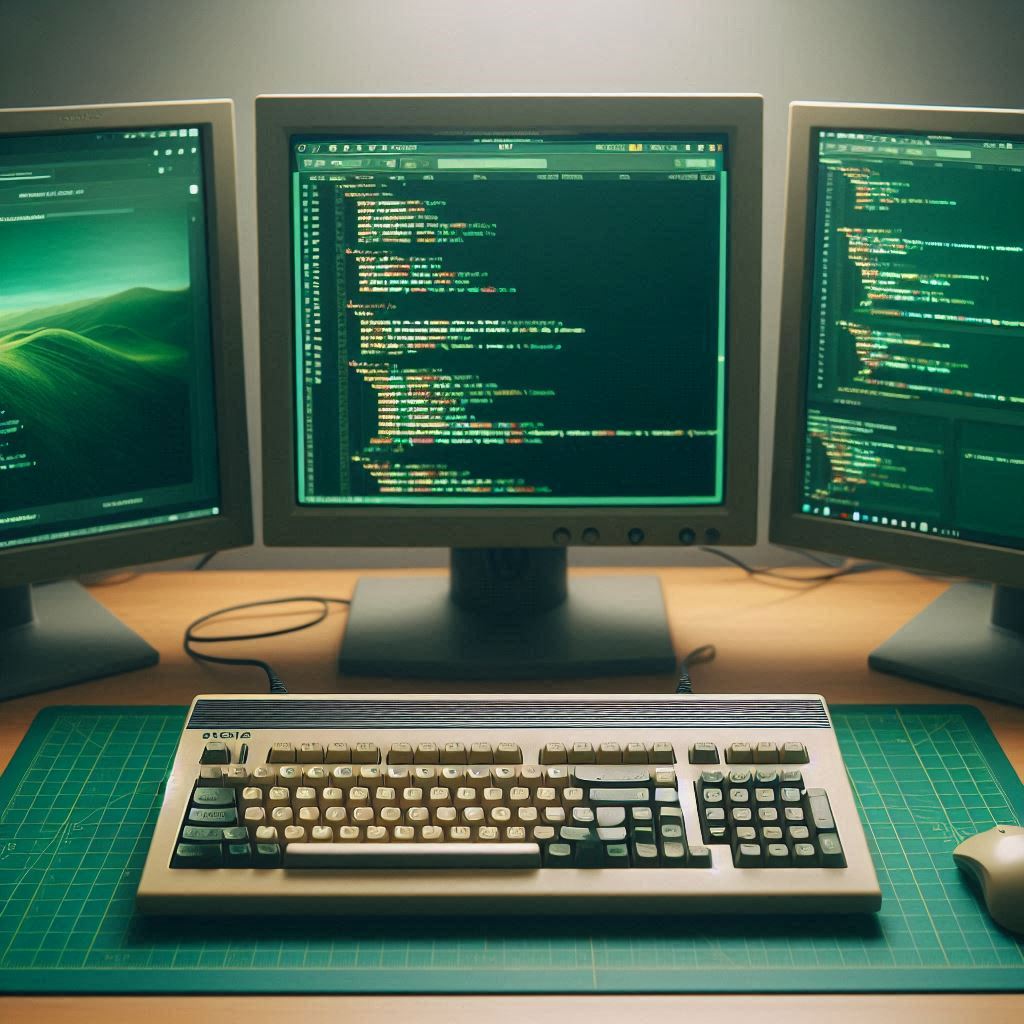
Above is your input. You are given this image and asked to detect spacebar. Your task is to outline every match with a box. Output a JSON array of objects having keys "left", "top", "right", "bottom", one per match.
[{"left": 284, "top": 842, "right": 542, "bottom": 868}]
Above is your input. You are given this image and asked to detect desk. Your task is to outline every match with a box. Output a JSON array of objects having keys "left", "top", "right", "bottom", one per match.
[{"left": 2, "top": 567, "right": 1023, "bottom": 1023}]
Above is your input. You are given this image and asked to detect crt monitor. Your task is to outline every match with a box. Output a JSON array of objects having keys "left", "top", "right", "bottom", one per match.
[
  {"left": 0, "top": 100, "right": 251, "bottom": 699},
  {"left": 771, "top": 101, "right": 1024, "bottom": 704},
  {"left": 257, "top": 94, "right": 761, "bottom": 681}
]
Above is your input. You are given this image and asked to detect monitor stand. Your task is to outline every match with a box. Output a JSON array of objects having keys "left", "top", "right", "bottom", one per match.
[
  {"left": 338, "top": 548, "right": 676, "bottom": 681},
  {"left": 0, "top": 581, "right": 159, "bottom": 700},
  {"left": 868, "top": 581, "right": 1024, "bottom": 705}
]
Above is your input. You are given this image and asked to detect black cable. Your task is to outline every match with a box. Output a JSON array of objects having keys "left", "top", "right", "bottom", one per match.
[
  {"left": 701, "top": 546, "right": 883, "bottom": 582},
  {"left": 194, "top": 551, "right": 217, "bottom": 571},
  {"left": 183, "top": 596, "right": 350, "bottom": 694},
  {"left": 676, "top": 643, "right": 717, "bottom": 693}
]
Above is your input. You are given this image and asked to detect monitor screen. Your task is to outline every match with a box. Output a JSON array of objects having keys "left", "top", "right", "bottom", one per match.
[
  {"left": 0, "top": 124, "right": 221, "bottom": 551},
  {"left": 796, "top": 125, "right": 1024, "bottom": 553},
  {"left": 290, "top": 134, "right": 729, "bottom": 509}
]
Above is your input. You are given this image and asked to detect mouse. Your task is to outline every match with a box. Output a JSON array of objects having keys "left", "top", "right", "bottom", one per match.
[{"left": 952, "top": 825, "right": 1024, "bottom": 935}]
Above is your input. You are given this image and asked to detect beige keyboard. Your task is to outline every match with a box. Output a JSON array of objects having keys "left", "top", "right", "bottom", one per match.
[{"left": 136, "top": 693, "right": 881, "bottom": 916}]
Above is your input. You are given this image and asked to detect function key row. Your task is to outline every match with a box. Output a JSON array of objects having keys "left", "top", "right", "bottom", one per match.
[{"left": 201, "top": 739, "right": 809, "bottom": 768}]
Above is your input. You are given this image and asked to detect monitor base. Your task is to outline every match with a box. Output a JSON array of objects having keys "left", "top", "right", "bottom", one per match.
[
  {"left": 0, "top": 581, "right": 159, "bottom": 701},
  {"left": 868, "top": 582, "right": 1024, "bottom": 705},
  {"left": 338, "top": 574, "right": 676, "bottom": 681}
]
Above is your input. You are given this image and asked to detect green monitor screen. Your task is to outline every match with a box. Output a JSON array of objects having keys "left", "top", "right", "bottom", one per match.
[
  {"left": 798, "top": 126, "right": 1024, "bottom": 550},
  {"left": 772, "top": 102, "right": 1024, "bottom": 705},
  {"left": 290, "top": 134, "right": 729, "bottom": 509},
  {"left": 0, "top": 124, "right": 221, "bottom": 551}
]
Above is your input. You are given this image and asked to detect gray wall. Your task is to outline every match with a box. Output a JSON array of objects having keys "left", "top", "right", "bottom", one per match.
[{"left": 3, "top": 0, "right": 1023, "bottom": 570}]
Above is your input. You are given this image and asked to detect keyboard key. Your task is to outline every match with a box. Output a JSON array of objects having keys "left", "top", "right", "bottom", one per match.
[
  {"left": 569, "top": 742, "right": 595, "bottom": 764},
  {"left": 590, "top": 787, "right": 649, "bottom": 805},
  {"left": 572, "top": 765, "right": 650, "bottom": 786},
  {"left": 494, "top": 742, "right": 522, "bottom": 764},
  {"left": 544, "top": 842, "right": 573, "bottom": 866},
  {"left": 415, "top": 742, "right": 439, "bottom": 764},
  {"left": 597, "top": 742, "right": 622, "bottom": 763},
  {"left": 688, "top": 844, "right": 712, "bottom": 867},
  {"left": 781, "top": 742, "right": 808, "bottom": 764},
  {"left": 268, "top": 742, "right": 294, "bottom": 764},
  {"left": 540, "top": 742, "right": 567, "bottom": 765},
  {"left": 632, "top": 828, "right": 659, "bottom": 867},
  {"left": 469, "top": 742, "right": 493, "bottom": 764},
  {"left": 173, "top": 842, "right": 222, "bottom": 867},
  {"left": 388, "top": 742, "right": 413, "bottom": 764},
  {"left": 806, "top": 789, "right": 836, "bottom": 831},
  {"left": 199, "top": 765, "right": 225, "bottom": 783},
  {"left": 326, "top": 742, "right": 350, "bottom": 763},
  {"left": 700, "top": 769, "right": 725, "bottom": 786},
  {"left": 442, "top": 742, "right": 467, "bottom": 764},
  {"left": 598, "top": 826, "right": 628, "bottom": 842},
  {"left": 649, "top": 742, "right": 675, "bottom": 764},
  {"left": 754, "top": 769, "right": 779, "bottom": 787},
  {"left": 661, "top": 841, "right": 687, "bottom": 867},
  {"left": 605, "top": 843, "right": 630, "bottom": 867},
  {"left": 200, "top": 741, "right": 230, "bottom": 765},
  {"left": 353, "top": 742, "right": 379, "bottom": 764},
  {"left": 734, "top": 842, "right": 761, "bottom": 867},
  {"left": 253, "top": 843, "right": 281, "bottom": 867},
  {"left": 754, "top": 741, "right": 778, "bottom": 764},
  {"left": 225, "top": 842, "right": 252, "bottom": 866},
  {"left": 192, "top": 787, "right": 235, "bottom": 808},
  {"left": 792, "top": 842, "right": 817, "bottom": 867},
  {"left": 689, "top": 742, "right": 719, "bottom": 764},
  {"left": 818, "top": 833, "right": 846, "bottom": 867},
  {"left": 726, "top": 742, "right": 753, "bottom": 764},
  {"left": 298, "top": 742, "right": 323, "bottom": 763},
  {"left": 596, "top": 806, "right": 626, "bottom": 828},
  {"left": 188, "top": 807, "right": 237, "bottom": 826},
  {"left": 285, "top": 843, "right": 543, "bottom": 868},
  {"left": 623, "top": 742, "right": 648, "bottom": 764},
  {"left": 765, "top": 843, "right": 790, "bottom": 867}
]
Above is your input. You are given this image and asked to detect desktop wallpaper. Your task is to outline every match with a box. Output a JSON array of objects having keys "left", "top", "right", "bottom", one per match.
[{"left": 0, "top": 208, "right": 196, "bottom": 514}]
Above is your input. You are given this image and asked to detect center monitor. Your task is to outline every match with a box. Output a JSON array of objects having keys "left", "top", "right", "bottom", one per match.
[{"left": 257, "top": 95, "right": 762, "bottom": 681}]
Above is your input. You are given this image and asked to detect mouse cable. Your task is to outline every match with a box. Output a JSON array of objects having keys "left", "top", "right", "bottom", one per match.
[
  {"left": 676, "top": 643, "right": 717, "bottom": 693},
  {"left": 701, "top": 546, "right": 884, "bottom": 582},
  {"left": 183, "top": 596, "right": 351, "bottom": 694}
]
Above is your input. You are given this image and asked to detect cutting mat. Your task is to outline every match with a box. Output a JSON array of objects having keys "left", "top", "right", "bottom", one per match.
[{"left": 0, "top": 704, "right": 1021, "bottom": 993}]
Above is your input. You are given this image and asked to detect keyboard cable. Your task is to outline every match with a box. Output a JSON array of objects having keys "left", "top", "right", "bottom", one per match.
[{"left": 183, "top": 596, "right": 350, "bottom": 694}]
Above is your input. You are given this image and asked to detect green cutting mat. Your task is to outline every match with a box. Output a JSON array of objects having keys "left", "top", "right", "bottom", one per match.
[{"left": 0, "top": 704, "right": 1022, "bottom": 993}]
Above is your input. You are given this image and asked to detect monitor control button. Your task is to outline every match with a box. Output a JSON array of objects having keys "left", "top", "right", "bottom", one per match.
[
  {"left": 678, "top": 528, "right": 696, "bottom": 545},
  {"left": 704, "top": 527, "right": 721, "bottom": 544},
  {"left": 627, "top": 528, "right": 645, "bottom": 545},
  {"left": 553, "top": 528, "right": 571, "bottom": 545},
  {"left": 582, "top": 528, "right": 599, "bottom": 544}
]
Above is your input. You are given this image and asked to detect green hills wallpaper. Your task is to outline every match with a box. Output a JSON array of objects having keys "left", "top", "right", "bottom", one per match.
[{"left": 0, "top": 287, "right": 195, "bottom": 514}]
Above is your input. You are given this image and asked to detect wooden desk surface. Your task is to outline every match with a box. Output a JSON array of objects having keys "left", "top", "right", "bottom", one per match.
[{"left": 2, "top": 567, "right": 1023, "bottom": 1022}]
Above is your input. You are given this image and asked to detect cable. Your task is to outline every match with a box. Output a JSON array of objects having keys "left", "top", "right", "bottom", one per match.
[
  {"left": 701, "top": 546, "right": 883, "bottom": 582},
  {"left": 194, "top": 551, "right": 217, "bottom": 571},
  {"left": 676, "top": 643, "right": 717, "bottom": 693},
  {"left": 183, "top": 596, "right": 350, "bottom": 694}
]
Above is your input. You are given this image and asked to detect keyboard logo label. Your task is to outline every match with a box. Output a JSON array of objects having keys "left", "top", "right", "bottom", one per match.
[{"left": 202, "top": 731, "right": 252, "bottom": 739}]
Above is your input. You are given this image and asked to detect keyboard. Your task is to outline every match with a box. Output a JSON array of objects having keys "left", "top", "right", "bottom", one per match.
[{"left": 137, "top": 694, "right": 881, "bottom": 915}]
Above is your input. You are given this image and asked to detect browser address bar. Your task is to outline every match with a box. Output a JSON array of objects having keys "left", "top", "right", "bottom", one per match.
[{"left": 436, "top": 158, "right": 548, "bottom": 169}]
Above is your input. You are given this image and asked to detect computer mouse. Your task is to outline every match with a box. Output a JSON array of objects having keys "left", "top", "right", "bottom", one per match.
[{"left": 952, "top": 825, "right": 1024, "bottom": 935}]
